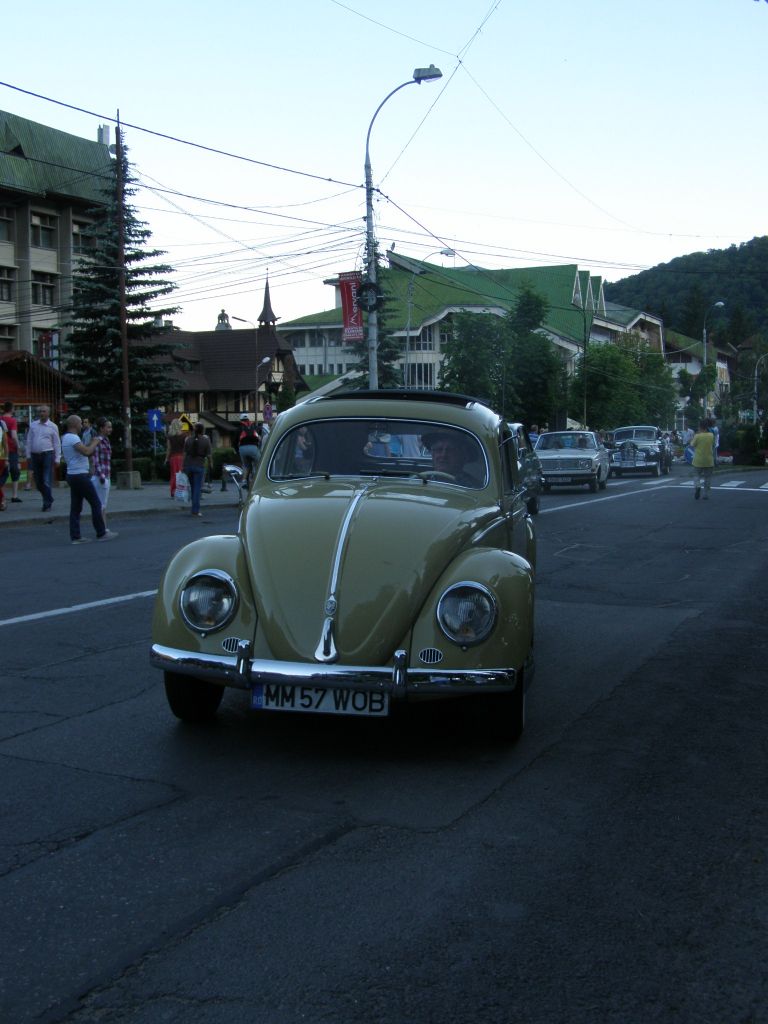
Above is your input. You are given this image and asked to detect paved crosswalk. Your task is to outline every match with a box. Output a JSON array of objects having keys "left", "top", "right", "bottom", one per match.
[{"left": 674, "top": 479, "right": 768, "bottom": 490}]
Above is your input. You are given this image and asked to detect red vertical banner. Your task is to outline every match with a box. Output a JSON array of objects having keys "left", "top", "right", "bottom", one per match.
[{"left": 339, "top": 271, "right": 364, "bottom": 341}]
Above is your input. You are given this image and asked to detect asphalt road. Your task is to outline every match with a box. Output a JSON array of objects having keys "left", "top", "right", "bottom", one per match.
[{"left": 1, "top": 466, "right": 767, "bottom": 1024}]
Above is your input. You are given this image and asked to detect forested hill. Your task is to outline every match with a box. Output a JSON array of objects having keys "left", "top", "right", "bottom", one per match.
[{"left": 604, "top": 236, "right": 768, "bottom": 344}]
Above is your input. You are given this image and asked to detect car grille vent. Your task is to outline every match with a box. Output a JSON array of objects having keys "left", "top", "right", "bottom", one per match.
[
  {"left": 418, "top": 647, "right": 444, "bottom": 665},
  {"left": 221, "top": 637, "right": 246, "bottom": 654}
]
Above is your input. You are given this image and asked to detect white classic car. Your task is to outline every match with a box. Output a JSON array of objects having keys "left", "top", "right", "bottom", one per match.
[{"left": 533, "top": 431, "right": 610, "bottom": 492}]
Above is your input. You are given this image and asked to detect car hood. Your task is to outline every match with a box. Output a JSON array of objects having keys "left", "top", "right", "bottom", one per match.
[
  {"left": 536, "top": 449, "right": 599, "bottom": 461},
  {"left": 242, "top": 478, "right": 494, "bottom": 664}
]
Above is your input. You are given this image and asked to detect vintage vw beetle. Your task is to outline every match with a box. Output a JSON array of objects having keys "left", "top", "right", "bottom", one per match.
[
  {"left": 609, "top": 425, "right": 672, "bottom": 477},
  {"left": 150, "top": 391, "right": 536, "bottom": 741}
]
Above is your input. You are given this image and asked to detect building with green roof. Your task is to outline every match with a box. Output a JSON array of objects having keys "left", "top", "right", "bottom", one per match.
[
  {"left": 278, "top": 252, "right": 666, "bottom": 390},
  {"left": 0, "top": 110, "right": 113, "bottom": 364}
]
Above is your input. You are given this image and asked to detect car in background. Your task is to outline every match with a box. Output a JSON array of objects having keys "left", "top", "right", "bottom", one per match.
[
  {"left": 533, "top": 430, "right": 610, "bottom": 492},
  {"left": 151, "top": 391, "right": 537, "bottom": 742},
  {"left": 609, "top": 425, "right": 673, "bottom": 477}
]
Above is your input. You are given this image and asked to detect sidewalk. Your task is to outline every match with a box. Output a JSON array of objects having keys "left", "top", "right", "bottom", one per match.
[{"left": 0, "top": 478, "right": 241, "bottom": 527}]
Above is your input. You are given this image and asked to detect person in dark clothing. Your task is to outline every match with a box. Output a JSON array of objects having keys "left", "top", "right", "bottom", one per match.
[{"left": 183, "top": 423, "right": 212, "bottom": 517}]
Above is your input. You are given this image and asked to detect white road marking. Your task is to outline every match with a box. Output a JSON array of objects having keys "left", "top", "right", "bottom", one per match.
[
  {"left": 0, "top": 590, "right": 157, "bottom": 628},
  {"left": 720, "top": 480, "right": 746, "bottom": 488},
  {"left": 542, "top": 480, "right": 768, "bottom": 512}
]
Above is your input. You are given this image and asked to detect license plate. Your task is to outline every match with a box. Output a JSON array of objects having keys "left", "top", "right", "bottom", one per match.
[{"left": 252, "top": 683, "right": 389, "bottom": 717}]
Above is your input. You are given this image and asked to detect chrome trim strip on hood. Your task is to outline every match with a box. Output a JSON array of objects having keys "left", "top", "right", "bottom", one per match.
[
  {"left": 314, "top": 484, "right": 371, "bottom": 664},
  {"left": 151, "top": 643, "right": 517, "bottom": 697}
]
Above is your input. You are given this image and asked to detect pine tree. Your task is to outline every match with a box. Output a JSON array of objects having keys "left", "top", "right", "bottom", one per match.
[{"left": 64, "top": 132, "right": 179, "bottom": 453}]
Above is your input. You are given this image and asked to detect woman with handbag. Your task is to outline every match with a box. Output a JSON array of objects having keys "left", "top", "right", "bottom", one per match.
[{"left": 165, "top": 419, "right": 187, "bottom": 498}]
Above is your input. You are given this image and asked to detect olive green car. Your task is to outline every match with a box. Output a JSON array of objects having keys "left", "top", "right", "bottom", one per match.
[{"left": 150, "top": 391, "right": 536, "bottom": 741}]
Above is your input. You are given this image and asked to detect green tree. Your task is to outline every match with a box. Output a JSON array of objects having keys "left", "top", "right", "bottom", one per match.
[
  {"left": 501, "top": 288, "right": 565, "bottom": 426},
  {"left": 64, "top": 135, "right": 179, "bottom": 451},
  {"left": 438, "top": 311, "right": 499, "bottom": 401},
  {"left": 570, "top": 343, "right": 643, "bottom": 427}
]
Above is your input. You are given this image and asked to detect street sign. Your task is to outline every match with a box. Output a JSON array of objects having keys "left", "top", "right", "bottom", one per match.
[{"left": 147, "top": 409, "right": 164, "bottom": 432}]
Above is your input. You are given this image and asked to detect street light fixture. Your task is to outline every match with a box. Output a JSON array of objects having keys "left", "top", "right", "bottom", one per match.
[{"left": 365, "top": 64, "right": 442, "bottom": 390}]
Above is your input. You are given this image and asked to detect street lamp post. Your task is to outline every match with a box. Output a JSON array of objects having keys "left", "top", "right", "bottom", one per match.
[
  {"left": 754, "top": 353, "right": 768, "bottom": 426},
  {"left": 364, "top": 65, "right": 442, "bottom": 390},
  {"left": 701, "top": 300, "right": 725, "bottom": 404}
]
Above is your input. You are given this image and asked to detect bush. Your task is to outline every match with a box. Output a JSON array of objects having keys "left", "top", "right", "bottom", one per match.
[{"left": 211, "top": 447, "right": 238, "bottom": 480}]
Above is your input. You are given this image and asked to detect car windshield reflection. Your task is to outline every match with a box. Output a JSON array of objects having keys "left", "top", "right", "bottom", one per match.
[
  {"left": 268, "top": 418, "right": 488, "bottom": 488},
  {"left": 535, "top": 432, "right": 597, "bottom": 451}
]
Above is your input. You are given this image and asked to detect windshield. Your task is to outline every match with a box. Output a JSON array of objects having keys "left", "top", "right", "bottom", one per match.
[
  {"left": 268, "top": 418, "right": 488, "bottom": 489},
  {"left": 535, "top": 432, "right": 596, "bottom": 451},
  {"left": 614, "top": 428, "right": 656, "bottom": 442}
]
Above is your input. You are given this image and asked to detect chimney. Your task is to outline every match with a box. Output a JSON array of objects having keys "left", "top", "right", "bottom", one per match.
[{"left": 97, "top": 124, "right": 111, "bottom": 147}]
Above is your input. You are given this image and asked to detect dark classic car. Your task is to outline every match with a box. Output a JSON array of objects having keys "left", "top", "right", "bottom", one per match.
[
  {"left": 151, "top": 391, "right": 537, "bottom": 741},
  {"left": 533, "top": 430, "right": 610, "bottom": 492},
  {"left": 608, "top": 425, "right": 673, "bottom": 477}
]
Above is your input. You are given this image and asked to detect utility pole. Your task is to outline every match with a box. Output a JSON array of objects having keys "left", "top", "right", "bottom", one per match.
[{"left": 115, "top": 116, "right": 133, "bottom": 472}]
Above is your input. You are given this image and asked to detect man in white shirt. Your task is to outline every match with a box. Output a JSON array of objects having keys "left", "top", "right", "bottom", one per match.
[{"left": 27, "top": 405, "right": 62, "bottom": 511}]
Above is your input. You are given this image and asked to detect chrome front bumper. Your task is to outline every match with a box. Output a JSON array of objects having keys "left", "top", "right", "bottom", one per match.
[{"left": 150, "top": 642, "right": 518, "bottom": 698}]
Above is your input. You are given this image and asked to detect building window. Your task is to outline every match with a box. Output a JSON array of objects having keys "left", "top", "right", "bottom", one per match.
[
  {"left": 405, "top": 363, "right": 435, "bottom": 388},
  {"left": 31, "top": 212, "right": 56, "bottom": 248},
  {"left": 0, "top": 267, "right": 14, "bottom": 301},
  {"left": 0, "top": 324, "right": 16, "bottom": 351},
  {"left": 33, "top": 329, "right": 58, "bottom": 363},
  {"left": 0, "top": 206, "right": 13, "bottom": 242},
  {"left": 413, "top": 327, "right": 434, "bottom": 351},
  {"left": 72, "top": 221, "right": 97, "bottom": 254},
  {"left": 32, "top": 272, "right": 56, "bottom": 306},
  {"left": 439, "top": 323, "right": 452, "bottom": 350}
]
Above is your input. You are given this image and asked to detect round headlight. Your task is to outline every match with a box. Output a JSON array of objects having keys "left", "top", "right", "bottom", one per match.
[
  {"left": 180, "top": 571, "right": 238, "bottom": 634},
  {"left": 437, "top": 583, "right": 497, "bottom": 646}
]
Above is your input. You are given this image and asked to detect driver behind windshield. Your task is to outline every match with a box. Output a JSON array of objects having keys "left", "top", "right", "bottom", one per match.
[{"left": 423, "top": 432, "right": 480, "bottom": 487}]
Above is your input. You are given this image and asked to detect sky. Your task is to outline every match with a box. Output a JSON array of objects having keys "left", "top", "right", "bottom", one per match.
[{"left": 4, "top": 0, "right": 767, "bottom": 332}]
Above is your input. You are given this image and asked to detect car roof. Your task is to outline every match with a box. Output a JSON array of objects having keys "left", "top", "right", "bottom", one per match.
[{"left": 273, "top": 389, "right": 502, "bottom": 441}]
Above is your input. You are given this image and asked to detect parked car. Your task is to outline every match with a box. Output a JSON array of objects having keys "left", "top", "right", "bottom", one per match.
[
  {"left": 509, "top": 422, "right": 544, "bottom": 514},
  {"left": 533, "top": 430, "right": 610, "bottom": 492},
  {"left": 151, "top": 391, "right": 537, "bottom": 741},
  {"left": 609, "top": 425, "right": 673, "bottom": 477}
]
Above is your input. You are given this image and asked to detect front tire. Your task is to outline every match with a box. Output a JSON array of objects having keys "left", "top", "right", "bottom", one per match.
[
  {"left": 652, "top": 461, "right": 662, "bottom": 477},
  {"left": 474, "top": 659, "right": 529, "bottom": 743},
  {"left": 526, "top": 494, "right": 540, "bottom": 515},
  {"left": 164, "top": 671, "right": 224, "bottom": 723},
  {"left": 588, "top": 477, "right": 598, "bottom": 493}
]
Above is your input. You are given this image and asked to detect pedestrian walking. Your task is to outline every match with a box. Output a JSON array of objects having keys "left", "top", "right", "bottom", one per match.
[
  {"left": 27, "top": 405, "right": 62, "bottom": 511},
  {"left": 61, "top": 414, "right": 117, "bottom": 543},
  {"left": 183, "top": 422, "right": 212, "bottom": 518},
  {"left": 691, "top": 419, "right": 716, "bottom": 501},
  {"left": 81, "top": 416, "right": 96, "bottom": 445},
  {"left": 237, "top": 414, "right": 261, "bottom": 487},
  {"left": 165, "top": 418, "right": 186, "bottom": 498},
  {"left": 90, "top": 417, "right": 113, "bottom": 527},
  {"left": 0, "top": 401, "right": 22, "bottom": 504}
]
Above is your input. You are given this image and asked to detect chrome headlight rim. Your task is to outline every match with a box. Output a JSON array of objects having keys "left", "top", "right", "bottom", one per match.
[
  {"left": 436, "top": 581, "right": 498, "bottom": 648},
  {"left": 179, "top": 569, "right": 239, "bottom": 636}
]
